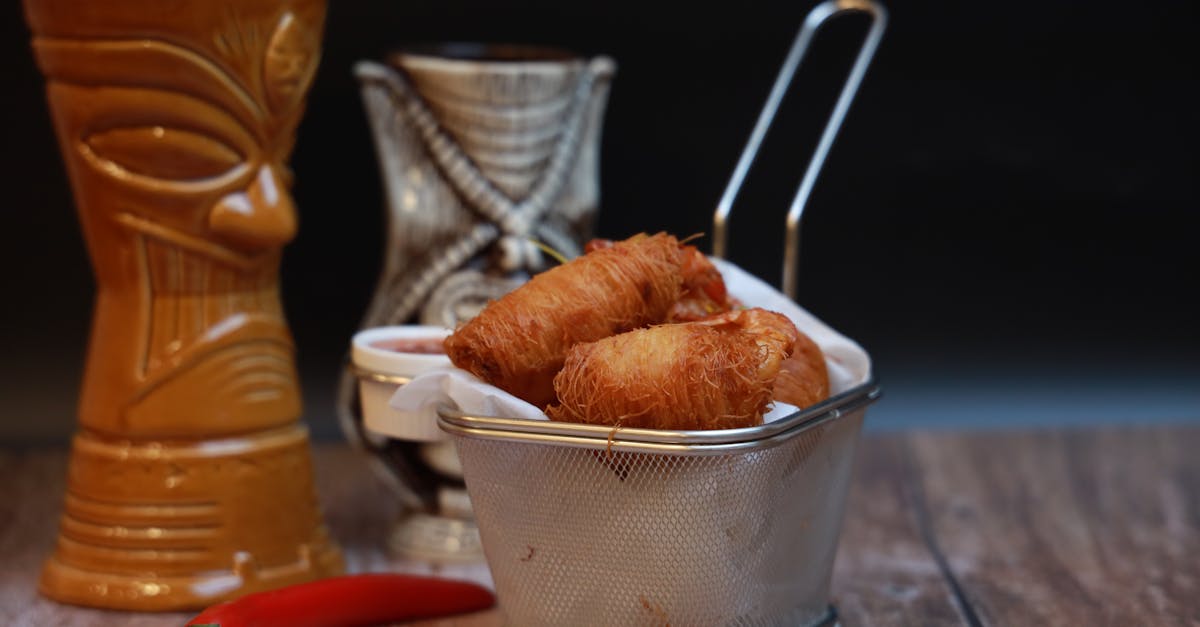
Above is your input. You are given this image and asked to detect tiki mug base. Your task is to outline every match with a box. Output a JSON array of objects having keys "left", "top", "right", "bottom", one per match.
[
  {"left": 23, "top": 0, "right": 340, "bottom": 610},
  {"left": 39, "top": 425, "right": 343, "bottom": 611}
]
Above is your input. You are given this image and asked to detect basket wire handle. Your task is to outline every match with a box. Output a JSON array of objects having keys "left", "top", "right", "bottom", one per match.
[{"left": 712, "top": 0, "right": 887, "bottom": 299}]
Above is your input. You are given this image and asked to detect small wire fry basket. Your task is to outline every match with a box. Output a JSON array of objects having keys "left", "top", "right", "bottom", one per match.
[
  {"left": 440, "top": 383, "right": 878, "bottom": 626},
  {"left": 438, "top": 2, "right": 886, "bottom": 624}
]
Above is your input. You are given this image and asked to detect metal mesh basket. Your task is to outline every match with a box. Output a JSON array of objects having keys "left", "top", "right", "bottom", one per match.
[
  {"left": 435, "top": 1, "right": 887, "bottom": 622},
  {"left": 439, "top": 383, "right": 879, "bottom": 626}
]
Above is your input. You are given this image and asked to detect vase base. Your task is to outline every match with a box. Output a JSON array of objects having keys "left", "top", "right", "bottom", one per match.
[
  {"left": 39, "top": 542, "right": 343, "bottom": 611},
  {"left": 39, "top": 424, "right": 344, "bottom": 611}
]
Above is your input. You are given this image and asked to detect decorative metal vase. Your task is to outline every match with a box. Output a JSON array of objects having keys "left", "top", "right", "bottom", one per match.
[
  {"left": 342, "top": 44, "right": 615, "bottom": 561},
  {"left": 23, "top": 0, "right": 342, "bottom": 610}
]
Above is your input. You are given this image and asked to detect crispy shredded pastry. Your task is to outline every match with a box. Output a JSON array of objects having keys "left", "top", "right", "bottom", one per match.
[
  {"left": 445, "top": 232, "right": 684, "bottom": 408},
  {"left": 547, "top": 309, "right": 801, "bottom": 430},
  {"left": 445, "top": 231, "right": 831, "bottom": 427}
]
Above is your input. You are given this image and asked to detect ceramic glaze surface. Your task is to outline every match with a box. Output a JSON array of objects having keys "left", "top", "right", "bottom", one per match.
[
  {"left": 338, "top": 46, "right": 614, "bottom": 562},
  {"left": 354, "top": 47, "right": 615, "bottom": 328},
  {"left": 23, "top": 0, "right": 342, "bottom": 610}
]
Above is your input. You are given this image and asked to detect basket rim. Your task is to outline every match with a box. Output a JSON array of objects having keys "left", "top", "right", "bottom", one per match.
[{"left": 436, "top": 379, "right": 880, "bottom": 454}]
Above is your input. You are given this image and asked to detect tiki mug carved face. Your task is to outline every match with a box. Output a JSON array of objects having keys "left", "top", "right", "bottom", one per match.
[
  {"left": 340, "top": 45, "right": 614, "bottom": 562},
  {"left": 354, "top": 45, "right": 616, "bottom": 328},
  {"left": 24, "top": 0, "right": 341, "bottom": 610},
  {"left": 26, "top": 0, "right": 323, "bottom": 437}
]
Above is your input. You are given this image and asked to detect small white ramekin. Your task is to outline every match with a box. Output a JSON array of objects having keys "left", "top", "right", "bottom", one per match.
[{"left": 351, "top": 325, "right": 452, "bottom": 442}]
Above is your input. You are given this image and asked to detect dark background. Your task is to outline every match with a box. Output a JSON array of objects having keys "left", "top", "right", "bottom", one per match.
[{"left": 2, "top": 1, "right": 1197, "bottom": 443}]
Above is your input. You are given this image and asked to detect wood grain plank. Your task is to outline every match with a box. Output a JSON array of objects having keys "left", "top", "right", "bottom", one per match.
[
  {"left": 0, "top": 447, "right": 497, "bottom": 627},
  {"left": 910, "top": 426, "right": 1200, "bottom": 626},
  {"left": 1, "top": 436, "right": 963, "bottom": 627},
  {"left": 831, "top": 435, "right": 968, "bottom": 626},
  {"left": 11, "top": 429, "right": 1193, "bottom": 626}
]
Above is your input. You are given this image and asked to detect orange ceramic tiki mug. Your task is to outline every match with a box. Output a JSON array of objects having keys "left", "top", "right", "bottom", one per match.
[{"left": 23, "top": 0, "right": 342, "bottom": 610}]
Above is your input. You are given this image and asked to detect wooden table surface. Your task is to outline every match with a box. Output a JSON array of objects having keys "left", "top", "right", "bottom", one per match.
[{"left": 2, "top": 426, "right": 1197, "bottom": 626}]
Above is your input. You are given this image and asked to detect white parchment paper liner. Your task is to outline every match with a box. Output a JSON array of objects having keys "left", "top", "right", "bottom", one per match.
[{"left": 368, "top": 258, "right": 872, "bottom": 439}]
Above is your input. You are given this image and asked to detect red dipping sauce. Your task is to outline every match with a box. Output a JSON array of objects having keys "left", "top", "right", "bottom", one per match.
[{"left": 371, "top": 337, "right": 447, "bottom": 355}]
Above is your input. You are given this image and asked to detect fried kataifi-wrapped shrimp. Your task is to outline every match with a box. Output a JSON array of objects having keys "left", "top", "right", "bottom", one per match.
[
  {"left": 444, "top": 232, "right": 685, "bottom": 408},
  {"left": 773, "top": 331, "right": 830, "bottom": 409},
  {"left": 667, "top": 243, "right": 736, "bottom": 321},
  {"left": 546, "top": 308, "right": 800, "bottom": 430},
  {"left": 704, "top": 308, "right": 830, "bottom": 410},
  {"left": 587, "top": 237, "right": 735, "bottom": 322}
]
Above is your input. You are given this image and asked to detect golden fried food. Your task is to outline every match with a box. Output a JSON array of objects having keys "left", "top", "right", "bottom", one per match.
[
  {"left": 773, "top": 331, "right": 830, "bottom": 409},
  {"left": 546, "top": 308, "right": 800, "bottom": 430},
  {"left": 444, "top": 232, "right": 685, "bottom": 408},
  {"left": 668, "top": 243, "right": 736, "bottom": 321},
  {"left": 694, "top": 308, "right": 799, "bottom": 374},
  {"left": 702, "top": 308, "right": 829, "bottom": 409},
  {"left": 588, "top": 237, "right": 735, "bottom": 322}
]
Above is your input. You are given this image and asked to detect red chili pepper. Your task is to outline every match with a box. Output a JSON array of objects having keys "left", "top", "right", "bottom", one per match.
[{"left": 186, "top": 573, "right": 495, "bottom": 627}]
